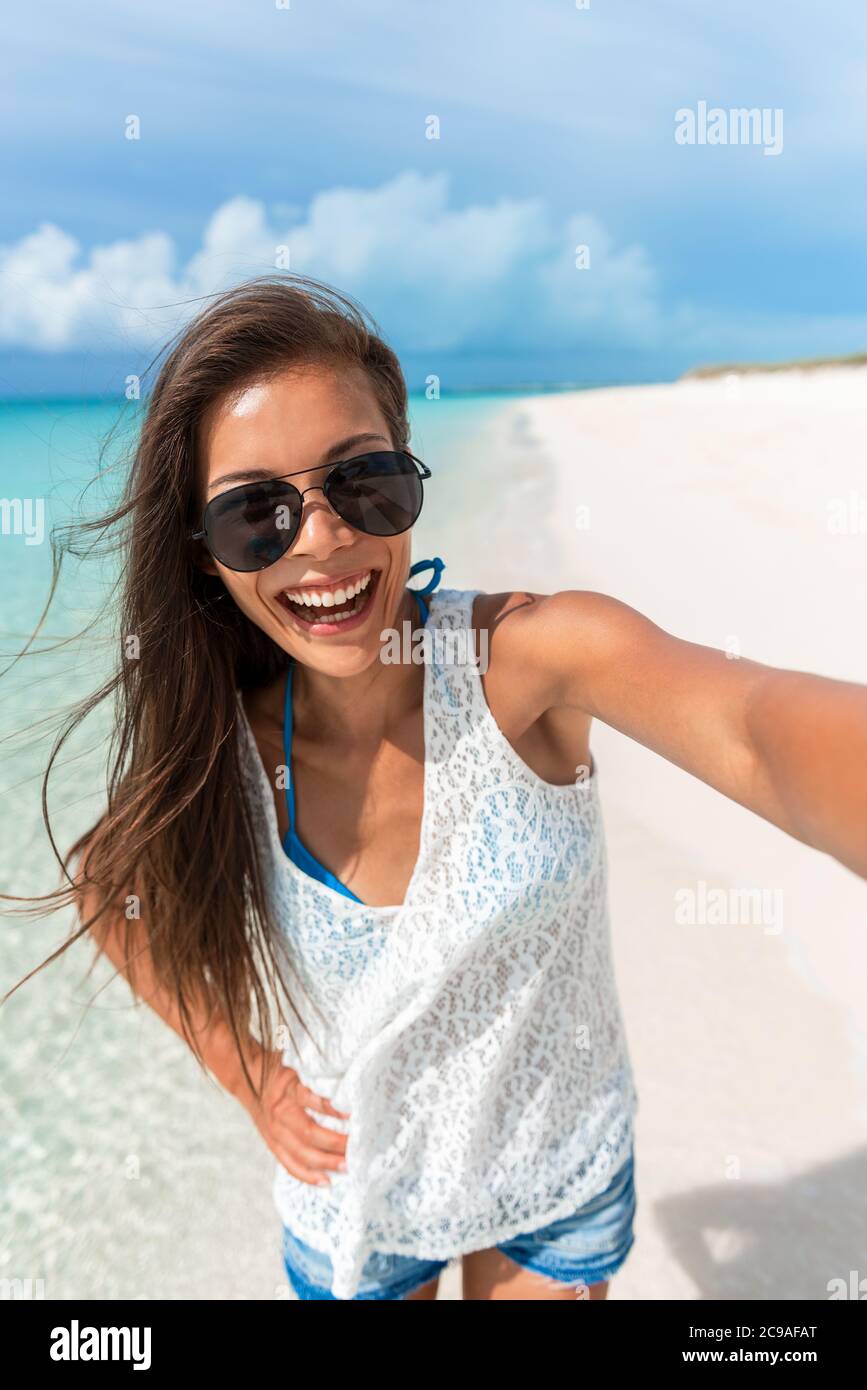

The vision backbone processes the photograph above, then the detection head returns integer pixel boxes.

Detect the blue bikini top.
[281,558,445,904]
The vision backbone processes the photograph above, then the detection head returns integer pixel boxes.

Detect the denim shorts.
[281,1148,636,1300]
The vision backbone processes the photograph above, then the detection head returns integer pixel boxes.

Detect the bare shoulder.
[469,587,641,716]
[465,589,616,785]
[471,587,640,645]
[469,587,775,812]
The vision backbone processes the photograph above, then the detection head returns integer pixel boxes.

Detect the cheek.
[386,535,412,576]
[375,545,414,626]
[218,570,269,624]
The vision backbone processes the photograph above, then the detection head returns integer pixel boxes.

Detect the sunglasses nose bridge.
[297,481,342,518]
[291,482,352,544]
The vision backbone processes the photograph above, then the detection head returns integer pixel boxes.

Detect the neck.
[289,587,425,744]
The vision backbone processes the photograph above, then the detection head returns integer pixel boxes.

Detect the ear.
[191,538,220,578]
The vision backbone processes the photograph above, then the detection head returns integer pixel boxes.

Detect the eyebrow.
[206,432,392,494]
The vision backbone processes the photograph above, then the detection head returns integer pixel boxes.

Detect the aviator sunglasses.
[189,449,432,573]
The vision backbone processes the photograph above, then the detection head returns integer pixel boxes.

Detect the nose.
[290,484,355,554]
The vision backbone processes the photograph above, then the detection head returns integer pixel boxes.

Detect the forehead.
[194,364,391,505]
[196,362,390,480]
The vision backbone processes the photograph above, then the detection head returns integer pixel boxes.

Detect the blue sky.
[2,0,866,394]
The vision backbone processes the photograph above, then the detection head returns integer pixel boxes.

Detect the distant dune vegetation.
[682,351,867,379]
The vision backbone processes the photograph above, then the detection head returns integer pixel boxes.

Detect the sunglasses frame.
[189,448,431,571]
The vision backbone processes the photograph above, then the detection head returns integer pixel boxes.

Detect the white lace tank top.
[235,586,639,1299]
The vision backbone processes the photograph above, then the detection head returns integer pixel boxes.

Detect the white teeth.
[283,570,372,608]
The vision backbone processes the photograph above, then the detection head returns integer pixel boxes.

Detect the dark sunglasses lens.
[327,452,424,536]
[205,481,301,571]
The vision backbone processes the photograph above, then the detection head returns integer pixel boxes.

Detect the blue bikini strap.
[408,556,445,625]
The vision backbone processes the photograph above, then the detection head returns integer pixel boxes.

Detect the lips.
[276,568,381,631]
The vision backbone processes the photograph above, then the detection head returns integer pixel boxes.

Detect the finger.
[298,1113,350,1156]
[291,1136,349,1174]
[269,1112,347,1167]
[274,1143,334,1188]
[281,1133,346,1178]
[296,1084,351,1120]
[271,1109,349,1157]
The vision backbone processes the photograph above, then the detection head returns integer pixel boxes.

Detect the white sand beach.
[416,367,867,1298]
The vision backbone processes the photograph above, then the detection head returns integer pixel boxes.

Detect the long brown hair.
[0,273,412,1098]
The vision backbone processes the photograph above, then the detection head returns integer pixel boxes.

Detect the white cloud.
[0,171,666,356]
[4,170,866,369]
[0,223,181,351]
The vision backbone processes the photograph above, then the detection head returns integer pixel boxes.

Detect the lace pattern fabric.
[235,587,639,1299]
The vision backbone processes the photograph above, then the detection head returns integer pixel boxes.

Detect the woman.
[4,274,866,1301]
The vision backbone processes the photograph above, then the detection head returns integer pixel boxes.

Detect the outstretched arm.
[742,665,867,881]
[524,590,867,882]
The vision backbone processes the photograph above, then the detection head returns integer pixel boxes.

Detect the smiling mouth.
[276,568,380,627]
